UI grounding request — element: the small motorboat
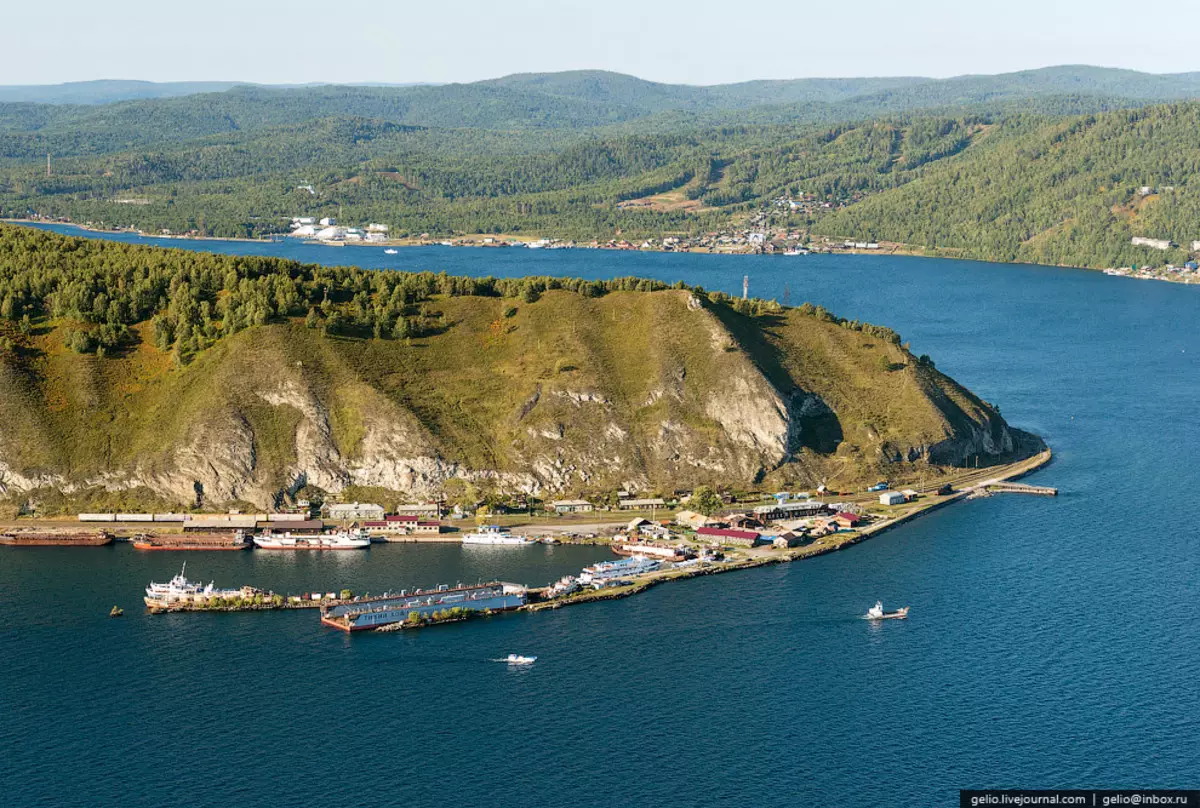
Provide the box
[863,601,909,620]
[383,248,398,255]
[502,654,537,665]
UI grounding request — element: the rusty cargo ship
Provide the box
[132,532,251,551]
[0,530,113,547]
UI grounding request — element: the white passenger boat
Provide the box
[863,601,910,620]
[461,525,534,545]
[144,563,239,606]
[253,529,371,550]
[578,555,660,585]
[503,654,537,665]
[383,248,398,255]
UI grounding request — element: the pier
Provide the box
[982,482,1059,496]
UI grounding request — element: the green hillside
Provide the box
[4,68,1200,268]
[813,103,1200,268]
[0,224,1037,512]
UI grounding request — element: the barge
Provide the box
[133,531,251,551]
[320,582,528,632]
[0,530,113,547]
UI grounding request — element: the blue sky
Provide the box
[5,0,1200,85]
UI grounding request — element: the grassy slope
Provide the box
[0,288,1015,507]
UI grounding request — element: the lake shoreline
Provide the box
[11,217,1191,282]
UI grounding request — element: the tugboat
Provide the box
[863,601,910,620]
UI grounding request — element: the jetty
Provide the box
[981,482,1058,496]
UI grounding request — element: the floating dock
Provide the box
[320,582,528,632]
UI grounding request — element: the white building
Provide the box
[880,491,906,506]
[1131,237,1172,250]
[367,223,390,233]
[319,217,336,226]
[1190,241,1200,253]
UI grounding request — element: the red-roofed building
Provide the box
[833,512,862,529]
[696,526,763,547]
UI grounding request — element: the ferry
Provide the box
[863,601,910,620]
[253,529,370,550]
[461,525,534,546]
[578,555,661,585]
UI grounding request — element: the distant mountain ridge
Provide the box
[5,64,1200,115]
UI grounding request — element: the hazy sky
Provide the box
[5,0,1200,85]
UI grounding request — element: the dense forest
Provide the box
[3,67,1200,268]
[0,222,821,360]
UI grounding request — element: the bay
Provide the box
[1,222,1197,806]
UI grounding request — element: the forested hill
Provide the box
[6,65,1200,156]
[0,224,1037,512]
[813,103,1200,268]
[4,68,1200,270]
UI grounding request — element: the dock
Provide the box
[982,482,1058,496]
[320,582,528,632]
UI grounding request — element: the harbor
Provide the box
[125,448,1054,632]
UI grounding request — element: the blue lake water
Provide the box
[2,222,1199,806]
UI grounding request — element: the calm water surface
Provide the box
[2,223,1198,806]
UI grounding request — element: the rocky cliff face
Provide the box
[0,290,1038,510]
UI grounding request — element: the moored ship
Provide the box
[143,563,246,608]
[0,530,113,547]
[253,529,370,550]
[461,525,534,545]
[578,555,661,585]
[133,531,251,551]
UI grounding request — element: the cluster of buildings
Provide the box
[288,217,391,243]
[80,500,447,539]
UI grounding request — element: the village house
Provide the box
[696,526,764,547]
[393,502,442,519]
[674,510,712,530]
[618,498,665,511]
[549,499,594,514]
